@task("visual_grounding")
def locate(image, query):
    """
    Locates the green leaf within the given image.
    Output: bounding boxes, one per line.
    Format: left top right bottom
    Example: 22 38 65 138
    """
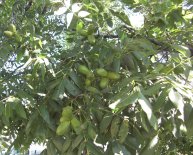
138 93 158 130
143 83 161 96
25 111 38 135
88 35 96 44
153 89 168 112
4 103 13 120
40 62 46 81
100 114 113 133
110 9 131 26
171 44 191 57
72 135 83 150
15 103 27 119
78 142 86 155
39 104 54 130
112 142 131 155
16 47 25 62
69 71 83 88
86 141 104 155
88 124 97 140
0 103 4 115
125 135 140 151
118 119 129 144
52 138 64 152
140 111 149 132
112 58 121 73
62 139 72 153
47 142 56 155
47 78 62 91
109 91 139 110
110 117 121 138
52 79 66 100
43 58 55 77
63 78 81 96
67 13 78 29
76 21 84 32
185 108 193 136
169 88 184 119
141 135 159 155
167 7 183 26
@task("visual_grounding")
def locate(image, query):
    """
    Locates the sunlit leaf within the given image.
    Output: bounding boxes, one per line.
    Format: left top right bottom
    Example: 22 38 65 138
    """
109 91 139 110
71 3 82 13
169 88 184 120
78 11 90 18
138 93 158 130
171 44 191 57
43 58 56 77
141 135 159 155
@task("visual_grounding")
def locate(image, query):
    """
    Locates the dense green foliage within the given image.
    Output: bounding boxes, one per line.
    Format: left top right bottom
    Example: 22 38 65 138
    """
0 0 193 154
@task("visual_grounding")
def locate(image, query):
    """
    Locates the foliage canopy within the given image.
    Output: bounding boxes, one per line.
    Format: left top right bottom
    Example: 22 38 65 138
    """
0 0 193 154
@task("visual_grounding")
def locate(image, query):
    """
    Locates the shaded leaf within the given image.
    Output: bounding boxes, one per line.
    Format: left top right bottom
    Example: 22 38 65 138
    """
52 79 66 100
47 142 56 155
86 141 104 155
140 111 149 132
110 117 121 138
100 114 113 133
62 139 72 153
52 138 64 152
4 103 13 119
118 119 129 143
25 111 38 135
69 71 83 88
143 83 161 96
63 78 81 96
112 142 131 155
88 124 97 140
15 103 27 119
72 135 83 150
78 142 85 155
39 104 54 130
